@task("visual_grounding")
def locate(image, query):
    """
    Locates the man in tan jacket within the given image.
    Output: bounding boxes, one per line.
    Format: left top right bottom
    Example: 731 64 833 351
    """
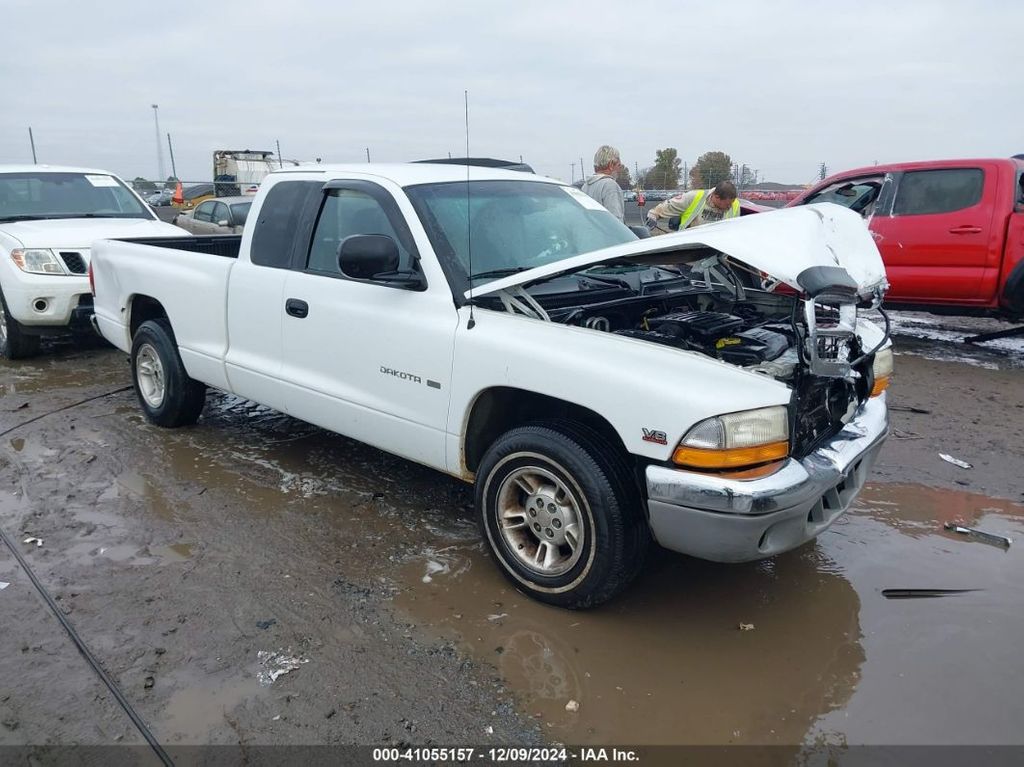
646 180 740 233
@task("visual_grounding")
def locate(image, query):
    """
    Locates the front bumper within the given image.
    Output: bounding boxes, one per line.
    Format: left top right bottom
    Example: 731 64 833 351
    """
2 272 91 329
645 394 889 562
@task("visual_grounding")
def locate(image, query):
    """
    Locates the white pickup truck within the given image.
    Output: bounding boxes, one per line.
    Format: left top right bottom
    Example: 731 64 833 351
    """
91 163 892 608
0 165 183 358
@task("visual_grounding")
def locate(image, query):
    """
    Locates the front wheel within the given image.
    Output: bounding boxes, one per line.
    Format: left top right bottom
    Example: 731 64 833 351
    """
0 286 41 360
130 319 206 427
476 423 649 609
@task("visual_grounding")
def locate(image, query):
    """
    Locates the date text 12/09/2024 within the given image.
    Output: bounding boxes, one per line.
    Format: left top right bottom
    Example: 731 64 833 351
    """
372 747 640 762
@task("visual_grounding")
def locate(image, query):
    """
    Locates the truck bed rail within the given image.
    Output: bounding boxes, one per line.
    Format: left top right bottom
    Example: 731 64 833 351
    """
114 235 241 259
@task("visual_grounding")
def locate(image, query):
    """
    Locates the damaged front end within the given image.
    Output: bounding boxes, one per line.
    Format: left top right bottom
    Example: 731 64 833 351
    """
470 203 892 460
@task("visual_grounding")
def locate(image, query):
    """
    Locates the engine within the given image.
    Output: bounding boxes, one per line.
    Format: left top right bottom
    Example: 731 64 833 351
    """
613 310 793 368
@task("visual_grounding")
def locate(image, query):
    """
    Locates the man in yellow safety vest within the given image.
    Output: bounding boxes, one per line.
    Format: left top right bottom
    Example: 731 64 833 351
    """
645 180 740 233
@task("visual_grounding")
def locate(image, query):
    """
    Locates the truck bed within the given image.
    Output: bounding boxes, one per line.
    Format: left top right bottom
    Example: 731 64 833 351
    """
116 235 241 259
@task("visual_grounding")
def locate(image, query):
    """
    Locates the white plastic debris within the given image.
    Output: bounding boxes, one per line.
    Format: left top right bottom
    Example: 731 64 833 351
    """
422 560 448 583
0 582 9 591
939 453 972 469
565 700 580 712
739 623 755 631
272 715 281 721
256 649 309 686
485 725 494 735
23 537 42 547
487 613 509 622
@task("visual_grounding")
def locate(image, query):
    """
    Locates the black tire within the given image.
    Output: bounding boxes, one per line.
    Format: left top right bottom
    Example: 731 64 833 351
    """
130 319 206 427
0 285 41 360
476 422 650 609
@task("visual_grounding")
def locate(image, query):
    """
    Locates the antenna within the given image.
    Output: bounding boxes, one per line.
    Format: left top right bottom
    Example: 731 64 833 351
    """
465 90 475 330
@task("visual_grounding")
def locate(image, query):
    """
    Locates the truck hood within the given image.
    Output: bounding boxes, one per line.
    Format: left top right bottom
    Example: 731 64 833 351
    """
0 218 183 249
468 203 887 299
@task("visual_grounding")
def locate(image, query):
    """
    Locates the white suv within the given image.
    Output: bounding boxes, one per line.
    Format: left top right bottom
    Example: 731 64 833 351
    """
0 165 183 358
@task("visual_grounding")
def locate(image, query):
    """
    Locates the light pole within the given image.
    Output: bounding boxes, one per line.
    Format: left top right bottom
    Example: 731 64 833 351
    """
151 104 166 182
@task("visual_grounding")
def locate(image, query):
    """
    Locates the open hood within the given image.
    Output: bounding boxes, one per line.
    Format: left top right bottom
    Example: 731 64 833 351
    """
467 203 887 300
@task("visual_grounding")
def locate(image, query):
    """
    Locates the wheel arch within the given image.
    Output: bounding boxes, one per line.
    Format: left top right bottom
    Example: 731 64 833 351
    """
462 386 635 479
128 294 169 339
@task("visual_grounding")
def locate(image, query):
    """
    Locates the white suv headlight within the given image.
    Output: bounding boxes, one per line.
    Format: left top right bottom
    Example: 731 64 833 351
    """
11 249 68 275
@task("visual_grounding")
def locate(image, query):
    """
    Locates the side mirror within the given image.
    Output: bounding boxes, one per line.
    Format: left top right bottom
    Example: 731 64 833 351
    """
338 234 426 289
629 225 651 239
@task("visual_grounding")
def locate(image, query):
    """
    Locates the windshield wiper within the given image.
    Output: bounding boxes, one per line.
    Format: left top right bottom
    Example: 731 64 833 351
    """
471 266 530 281
580 272 633 290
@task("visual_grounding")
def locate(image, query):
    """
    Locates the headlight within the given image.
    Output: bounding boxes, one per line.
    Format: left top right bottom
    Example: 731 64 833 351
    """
673 405 790 470
10 249 68 275
870 347 893 397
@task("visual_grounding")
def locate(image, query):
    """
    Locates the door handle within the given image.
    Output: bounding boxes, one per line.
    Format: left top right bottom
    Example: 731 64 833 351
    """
948 225 982 234
285 298 309 318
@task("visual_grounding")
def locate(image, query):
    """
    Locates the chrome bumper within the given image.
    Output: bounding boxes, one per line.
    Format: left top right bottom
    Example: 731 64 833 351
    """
645 394 889 562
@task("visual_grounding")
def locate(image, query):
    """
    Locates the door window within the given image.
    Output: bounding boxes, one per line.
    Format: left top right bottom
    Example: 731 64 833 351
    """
307 189 412 275
892 168 984 216
194 201 215 222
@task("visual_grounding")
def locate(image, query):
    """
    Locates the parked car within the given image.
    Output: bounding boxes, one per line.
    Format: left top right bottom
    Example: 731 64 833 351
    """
172 183 216 210
91 163 891 608
146 189 173 206
173 196 252 234
788 157 1024 318
0 165 182 358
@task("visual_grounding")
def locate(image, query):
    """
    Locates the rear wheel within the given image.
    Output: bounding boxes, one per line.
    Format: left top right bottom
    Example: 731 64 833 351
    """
476 422 649 609
130 319 205 427
0 286 41 360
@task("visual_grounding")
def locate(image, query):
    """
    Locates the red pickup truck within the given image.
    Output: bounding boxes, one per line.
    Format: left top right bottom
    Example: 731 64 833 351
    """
788 158 1024 321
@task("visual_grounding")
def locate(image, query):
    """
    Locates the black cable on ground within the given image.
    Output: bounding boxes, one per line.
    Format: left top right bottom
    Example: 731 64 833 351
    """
0 385 133 440
0 383 174 765
0 525 175 766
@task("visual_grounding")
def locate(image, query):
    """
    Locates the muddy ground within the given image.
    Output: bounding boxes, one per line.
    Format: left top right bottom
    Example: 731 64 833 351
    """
0 315 1022 762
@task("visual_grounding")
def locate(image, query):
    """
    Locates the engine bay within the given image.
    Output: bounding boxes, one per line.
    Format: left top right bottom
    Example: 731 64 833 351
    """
481 261 886 455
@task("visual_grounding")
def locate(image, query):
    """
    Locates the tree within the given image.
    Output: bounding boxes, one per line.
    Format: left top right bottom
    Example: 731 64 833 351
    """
614 165 633 190
651 148 682 189
693 151 732 189
635 166 653 188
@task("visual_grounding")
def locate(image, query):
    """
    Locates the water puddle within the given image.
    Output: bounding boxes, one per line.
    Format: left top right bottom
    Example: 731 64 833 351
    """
159 673 266 743
396 483 1024 746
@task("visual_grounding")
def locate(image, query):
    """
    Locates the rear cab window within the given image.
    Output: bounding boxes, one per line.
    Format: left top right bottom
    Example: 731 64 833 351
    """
249 180 321 268
892 168 984 215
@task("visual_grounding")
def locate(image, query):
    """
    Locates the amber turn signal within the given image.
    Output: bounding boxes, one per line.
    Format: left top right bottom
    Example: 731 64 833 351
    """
672 440 790 470
870 375 890 398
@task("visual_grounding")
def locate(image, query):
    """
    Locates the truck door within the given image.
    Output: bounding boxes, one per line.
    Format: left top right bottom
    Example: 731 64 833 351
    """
872 166 997 304
278 180 457 471
223 179 321 412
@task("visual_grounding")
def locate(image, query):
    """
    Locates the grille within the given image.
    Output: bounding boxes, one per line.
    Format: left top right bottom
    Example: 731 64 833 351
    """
59 251 88 274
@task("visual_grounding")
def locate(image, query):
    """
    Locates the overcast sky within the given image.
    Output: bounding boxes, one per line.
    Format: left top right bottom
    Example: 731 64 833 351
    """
2 1 1020 185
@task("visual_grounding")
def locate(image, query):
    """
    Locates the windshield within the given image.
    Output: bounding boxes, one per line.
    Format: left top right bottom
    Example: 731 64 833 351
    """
0 172 153 223
406 180 636 288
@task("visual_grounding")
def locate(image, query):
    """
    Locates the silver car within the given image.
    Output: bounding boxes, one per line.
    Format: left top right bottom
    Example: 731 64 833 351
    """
173 196 252 234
